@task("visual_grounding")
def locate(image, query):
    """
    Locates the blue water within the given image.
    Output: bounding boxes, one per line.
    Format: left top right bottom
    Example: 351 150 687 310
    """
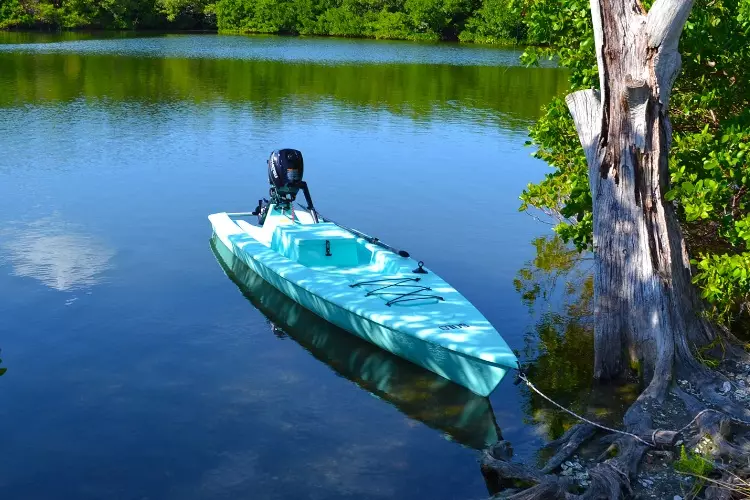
0 34 567 499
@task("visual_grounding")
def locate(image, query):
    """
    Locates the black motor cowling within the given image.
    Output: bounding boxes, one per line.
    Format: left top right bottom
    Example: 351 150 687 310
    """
268 149 304 202
261 148 319 224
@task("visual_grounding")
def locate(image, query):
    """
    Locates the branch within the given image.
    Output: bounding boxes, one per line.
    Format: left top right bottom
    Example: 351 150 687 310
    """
645 0 694 52
480 450 544 484
589 0 607 101
565 89 602 198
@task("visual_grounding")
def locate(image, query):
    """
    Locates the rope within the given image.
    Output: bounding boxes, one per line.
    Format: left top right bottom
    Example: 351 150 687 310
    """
517 372 657 447
518 371 750 447
350 277 444 306
673 409 720 436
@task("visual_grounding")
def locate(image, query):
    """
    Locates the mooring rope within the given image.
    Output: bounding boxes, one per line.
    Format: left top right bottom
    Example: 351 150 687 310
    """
518 370 750 447
516 371 657 447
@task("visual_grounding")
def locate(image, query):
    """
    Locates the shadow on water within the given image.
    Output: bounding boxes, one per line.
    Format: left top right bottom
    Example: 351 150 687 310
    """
209 236 503 451
514 236 639 456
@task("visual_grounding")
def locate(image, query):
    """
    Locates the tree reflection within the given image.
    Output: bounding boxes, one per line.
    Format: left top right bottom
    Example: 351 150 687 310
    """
514 236 637 442
0 50 568 127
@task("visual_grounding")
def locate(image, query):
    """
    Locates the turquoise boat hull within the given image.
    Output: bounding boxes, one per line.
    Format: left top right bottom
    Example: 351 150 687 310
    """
209 205 517 396
211 237 502 450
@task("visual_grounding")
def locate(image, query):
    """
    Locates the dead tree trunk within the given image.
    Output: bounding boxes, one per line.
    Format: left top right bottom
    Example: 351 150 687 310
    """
481 2 750 497
566 0 717 388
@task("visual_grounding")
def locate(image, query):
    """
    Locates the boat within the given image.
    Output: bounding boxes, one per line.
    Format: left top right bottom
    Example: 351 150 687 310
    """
210 237 503 450
208 149 518 396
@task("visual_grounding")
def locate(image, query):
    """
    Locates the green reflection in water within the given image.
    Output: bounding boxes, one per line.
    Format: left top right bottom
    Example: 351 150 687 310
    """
0 50 568 126
0 31 147 45
0 349 6 377
210 236 503 451
515 236 638 442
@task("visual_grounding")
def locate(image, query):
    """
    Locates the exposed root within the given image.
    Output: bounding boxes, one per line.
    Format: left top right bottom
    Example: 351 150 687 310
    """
542 424 597 474
494 479 573 500
578 461 631 500
481 448 545 484
481 446 575 499
482 435 642 500
702 469 750 500
690 410 750 464
483 360 750 499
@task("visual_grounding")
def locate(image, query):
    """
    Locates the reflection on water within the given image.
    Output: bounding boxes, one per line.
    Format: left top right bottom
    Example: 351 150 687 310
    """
0 32 552 68
0 33 568 499
1 217 114 292
0 36 568 127
514 236 638 443
211 237 501 450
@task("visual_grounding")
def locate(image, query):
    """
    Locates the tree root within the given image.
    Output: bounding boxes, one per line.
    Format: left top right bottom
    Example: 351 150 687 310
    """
480 446 575 499
689 410 750 464
482 435 642 500
541 424 597 473
677 364 750 423
483 366 750 499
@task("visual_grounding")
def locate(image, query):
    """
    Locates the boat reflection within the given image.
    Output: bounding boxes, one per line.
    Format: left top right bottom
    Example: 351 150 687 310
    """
210 237 502 450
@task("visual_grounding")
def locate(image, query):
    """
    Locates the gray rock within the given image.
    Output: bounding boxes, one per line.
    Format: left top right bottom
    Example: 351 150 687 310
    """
674 496 683 500
721 381 732 393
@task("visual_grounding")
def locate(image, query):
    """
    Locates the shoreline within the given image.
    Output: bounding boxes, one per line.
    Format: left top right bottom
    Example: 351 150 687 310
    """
0 27 524 48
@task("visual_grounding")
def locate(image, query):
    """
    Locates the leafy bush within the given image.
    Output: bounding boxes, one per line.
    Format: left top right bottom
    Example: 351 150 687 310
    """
519 0 750 328
459 0 525 44
0 0 525 43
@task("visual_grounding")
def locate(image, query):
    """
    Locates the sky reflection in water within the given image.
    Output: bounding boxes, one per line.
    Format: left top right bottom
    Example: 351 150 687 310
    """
0 34 575 499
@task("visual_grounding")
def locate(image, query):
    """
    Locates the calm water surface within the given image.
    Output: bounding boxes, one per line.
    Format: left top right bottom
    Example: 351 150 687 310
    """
0 33 572 499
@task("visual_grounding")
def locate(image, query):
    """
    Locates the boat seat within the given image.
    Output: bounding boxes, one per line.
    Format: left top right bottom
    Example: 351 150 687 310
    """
271 223 366 268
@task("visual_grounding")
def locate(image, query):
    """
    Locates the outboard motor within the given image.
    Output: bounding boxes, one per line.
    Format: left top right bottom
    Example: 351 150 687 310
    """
256 149 319 225
268 149 304 205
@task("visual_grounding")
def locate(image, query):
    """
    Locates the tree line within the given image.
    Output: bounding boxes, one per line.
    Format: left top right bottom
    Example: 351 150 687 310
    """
0 0 527 44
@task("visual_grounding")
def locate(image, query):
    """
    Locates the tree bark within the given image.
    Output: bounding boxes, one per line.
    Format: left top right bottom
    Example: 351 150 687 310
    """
566 0 717 386
482 3 750 497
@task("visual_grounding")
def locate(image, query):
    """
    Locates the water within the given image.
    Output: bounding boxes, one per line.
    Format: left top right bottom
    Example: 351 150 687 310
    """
0 34 573 499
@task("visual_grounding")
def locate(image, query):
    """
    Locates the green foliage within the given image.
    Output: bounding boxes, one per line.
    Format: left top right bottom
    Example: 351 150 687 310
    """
155 0 214 27
674 445 714 476
519 0 750 327
0 0 527 44
674 445 713 497
692 253 750 322
459 0 525 44
0 0 209 29
371 10 412 39
212 0 478 40
0 0 36 29
0 349 6 377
